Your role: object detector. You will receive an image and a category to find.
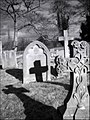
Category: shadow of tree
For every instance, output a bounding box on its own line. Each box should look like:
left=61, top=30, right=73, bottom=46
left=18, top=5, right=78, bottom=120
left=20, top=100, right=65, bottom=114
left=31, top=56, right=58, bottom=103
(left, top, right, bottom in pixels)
left=2, top=85, right=62, bottom=120
left=6, top=69, right=23, bottom=82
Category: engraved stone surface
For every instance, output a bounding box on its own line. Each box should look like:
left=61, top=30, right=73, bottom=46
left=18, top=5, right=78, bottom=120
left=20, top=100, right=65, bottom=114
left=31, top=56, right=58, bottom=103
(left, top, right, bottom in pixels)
left=23, top=41, right=51, bottom=84
left=55, top=41, right=89, bottom=119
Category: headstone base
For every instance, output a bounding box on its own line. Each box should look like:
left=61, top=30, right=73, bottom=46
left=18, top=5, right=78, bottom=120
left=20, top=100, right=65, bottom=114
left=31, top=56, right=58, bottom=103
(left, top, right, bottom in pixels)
left=64, top=94, right=89, bottom=119
left=63, top=107, right=77, bottom=120
left=75, top=107, right=90, bottom=120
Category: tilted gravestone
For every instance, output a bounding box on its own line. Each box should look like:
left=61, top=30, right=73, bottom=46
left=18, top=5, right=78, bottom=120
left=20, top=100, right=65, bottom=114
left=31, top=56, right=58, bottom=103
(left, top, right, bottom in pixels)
left=55, top=41, right=89, bottom=119
left=23, top=41, right=51, bottom=84
left=2, top=49, right=17, bottom=69
left=0, top=41, right=2, bottom=67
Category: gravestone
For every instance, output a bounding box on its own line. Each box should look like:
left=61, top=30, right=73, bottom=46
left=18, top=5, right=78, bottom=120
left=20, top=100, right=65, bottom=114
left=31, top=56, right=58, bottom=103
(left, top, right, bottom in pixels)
left=2, top=49, right=17, bottom=69
left=23, top=41, right=51, bottom=84
left=64, top=41, right=89, bottom=119
left=0, top=41, right=2, bottom=68
left=55, top=41, right=89, bottom=119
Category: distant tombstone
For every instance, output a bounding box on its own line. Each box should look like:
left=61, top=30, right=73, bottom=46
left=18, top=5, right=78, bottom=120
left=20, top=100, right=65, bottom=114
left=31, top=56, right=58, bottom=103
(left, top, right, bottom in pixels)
left=23, top=41, right=51, bottom=84
left=2, top=50, right=17, bottom=69
left=58, top=30, right=74, bottom=58
left=0, top=41, right=2, bottom=67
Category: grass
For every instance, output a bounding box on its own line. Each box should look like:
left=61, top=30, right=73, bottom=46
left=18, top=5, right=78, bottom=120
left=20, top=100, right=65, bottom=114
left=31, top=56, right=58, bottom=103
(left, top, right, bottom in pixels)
left=0, top=68, right=70, bottom=120
left=0, top=52, right=89, bottom=120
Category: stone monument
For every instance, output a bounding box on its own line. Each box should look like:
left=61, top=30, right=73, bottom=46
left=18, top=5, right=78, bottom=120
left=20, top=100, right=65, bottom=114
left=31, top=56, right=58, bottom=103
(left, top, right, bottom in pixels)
left=55, top=40, right=89, bottom=119
left=23, top=41, right=51, bottom=84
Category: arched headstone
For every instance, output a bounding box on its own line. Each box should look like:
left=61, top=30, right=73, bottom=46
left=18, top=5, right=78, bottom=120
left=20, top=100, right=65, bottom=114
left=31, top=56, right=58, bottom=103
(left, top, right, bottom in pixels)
left=23, top=41, right=51, bottom=84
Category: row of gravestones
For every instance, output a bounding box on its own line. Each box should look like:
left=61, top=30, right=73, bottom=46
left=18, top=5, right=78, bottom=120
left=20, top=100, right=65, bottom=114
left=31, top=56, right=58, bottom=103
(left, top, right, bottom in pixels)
left=0, top=40, right=89, bottom=119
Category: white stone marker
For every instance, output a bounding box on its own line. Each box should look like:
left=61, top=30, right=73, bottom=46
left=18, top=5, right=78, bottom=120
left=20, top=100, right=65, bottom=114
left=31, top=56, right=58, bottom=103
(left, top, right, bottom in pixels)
left=23, top=41, right=51, bottom=84
left=58, top=30, right=74, bottom=58
left=2, top=49, right=17, bottom=69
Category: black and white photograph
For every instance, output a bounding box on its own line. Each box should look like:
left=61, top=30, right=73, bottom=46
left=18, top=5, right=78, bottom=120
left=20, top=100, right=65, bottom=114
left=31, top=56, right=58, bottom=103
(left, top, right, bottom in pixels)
left=0, top=0, right=90, bottom=119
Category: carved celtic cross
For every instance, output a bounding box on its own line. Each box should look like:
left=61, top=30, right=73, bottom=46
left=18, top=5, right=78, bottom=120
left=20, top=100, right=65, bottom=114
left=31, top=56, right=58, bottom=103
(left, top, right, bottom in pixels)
left=55, top=41, right=89, bottom=118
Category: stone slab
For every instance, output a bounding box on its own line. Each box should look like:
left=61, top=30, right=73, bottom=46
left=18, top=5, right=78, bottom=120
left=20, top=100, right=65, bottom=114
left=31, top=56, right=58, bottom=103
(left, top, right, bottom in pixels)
left=23, top=41, right=51, bottom=84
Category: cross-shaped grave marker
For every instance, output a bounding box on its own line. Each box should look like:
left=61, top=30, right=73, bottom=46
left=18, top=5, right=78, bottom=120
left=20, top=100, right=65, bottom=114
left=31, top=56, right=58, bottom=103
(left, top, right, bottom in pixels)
left=29, top=60, right=48, bottom=82
left=56, top=40, right=89, bottom=119
left=58, top=30, right=74, bottom=58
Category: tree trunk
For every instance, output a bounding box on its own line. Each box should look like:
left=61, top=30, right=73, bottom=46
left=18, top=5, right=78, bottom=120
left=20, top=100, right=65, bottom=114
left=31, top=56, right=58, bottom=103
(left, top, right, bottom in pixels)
left=13, top=20, right=17, bottom=50
left=57, top=10, right=63, bottom=36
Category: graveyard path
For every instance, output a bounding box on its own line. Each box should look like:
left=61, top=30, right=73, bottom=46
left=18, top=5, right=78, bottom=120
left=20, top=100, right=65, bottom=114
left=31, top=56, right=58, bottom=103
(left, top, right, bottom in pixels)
left=0, top=69, right=70, bottom=120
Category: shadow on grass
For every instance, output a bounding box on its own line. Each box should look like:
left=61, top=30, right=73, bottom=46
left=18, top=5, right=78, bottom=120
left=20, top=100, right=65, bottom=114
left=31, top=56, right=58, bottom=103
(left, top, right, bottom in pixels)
left=44, top=81, right=70, bottom=91
left=6, top=69, right=23, bottom=82
left=2, top=85, right=63, bottom=120
left=57, top=72, right=73, bottom=118
left=44, top=79, right=72, bottom=118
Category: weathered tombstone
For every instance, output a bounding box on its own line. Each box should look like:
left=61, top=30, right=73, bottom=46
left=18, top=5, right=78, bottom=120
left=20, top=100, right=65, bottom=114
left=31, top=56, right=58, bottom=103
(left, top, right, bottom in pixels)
left=23, top=41, right=51, bottom=84
left=55, top=41, right=89, bottom=119
left=0, top=41, right=2, bottom=68
left=2, top=49, right=17, bottom=69
left=64, top=41, right=89, bottom=119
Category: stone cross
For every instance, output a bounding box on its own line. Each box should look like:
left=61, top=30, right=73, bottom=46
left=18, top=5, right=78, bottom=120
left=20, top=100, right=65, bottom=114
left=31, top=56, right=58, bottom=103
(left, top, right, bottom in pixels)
left=55, top=41, right=89, bottom=119
left=29, top=60, right=48, bottom=82
left=58, top=30, right=74, bottom=58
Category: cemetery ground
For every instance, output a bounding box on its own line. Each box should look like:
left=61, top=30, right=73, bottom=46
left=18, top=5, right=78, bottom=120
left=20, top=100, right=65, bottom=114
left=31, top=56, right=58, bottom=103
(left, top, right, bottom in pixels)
left=0, top=52, right=69, bottom=120
left=0, top=52, right=90, bottom=120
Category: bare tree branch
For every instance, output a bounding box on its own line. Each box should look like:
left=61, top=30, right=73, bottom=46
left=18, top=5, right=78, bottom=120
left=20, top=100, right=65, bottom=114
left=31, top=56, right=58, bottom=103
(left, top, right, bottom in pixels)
left=5, top=0, right=11, bottom=4
left=0, top=7, right=7, bottom=12
left=7, top=4, right=14, bottom=20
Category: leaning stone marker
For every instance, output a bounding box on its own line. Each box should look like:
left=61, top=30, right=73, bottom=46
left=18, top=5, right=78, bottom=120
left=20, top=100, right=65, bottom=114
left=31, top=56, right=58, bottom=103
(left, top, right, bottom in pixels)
left=23, top=41, right=51, bottom=84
